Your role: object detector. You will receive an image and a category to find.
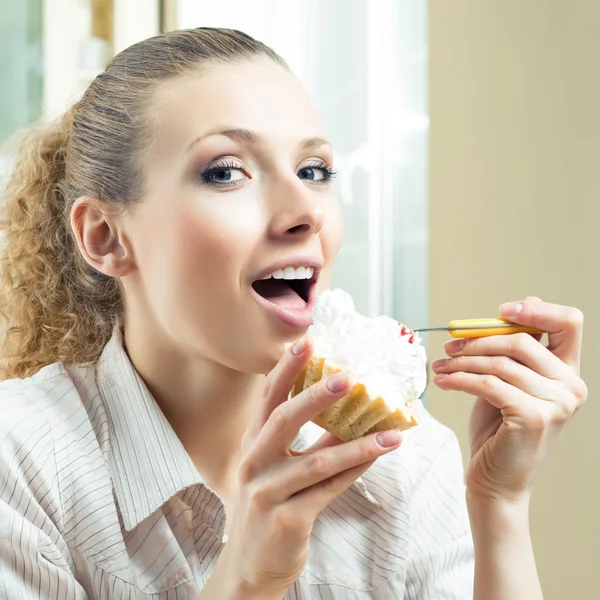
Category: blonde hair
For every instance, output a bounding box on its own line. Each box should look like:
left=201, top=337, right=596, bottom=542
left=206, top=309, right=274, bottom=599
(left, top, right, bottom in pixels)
left=0, top=28, right=287, bottom=380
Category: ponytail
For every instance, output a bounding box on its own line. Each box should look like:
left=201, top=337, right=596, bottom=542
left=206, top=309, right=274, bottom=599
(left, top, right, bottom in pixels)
left=0, top=111, right=122, bottom=379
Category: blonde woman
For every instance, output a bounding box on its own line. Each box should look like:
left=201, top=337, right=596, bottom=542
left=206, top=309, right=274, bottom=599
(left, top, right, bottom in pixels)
left=0, top=28, right=586, bottom=599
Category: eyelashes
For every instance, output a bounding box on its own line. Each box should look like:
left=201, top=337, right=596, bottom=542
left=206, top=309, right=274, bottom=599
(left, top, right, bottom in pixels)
left=198, top=158, right=337, bottom=188
left=200, top=159, right=247, bottom=187
left=298, top=160, right=338, bottom=184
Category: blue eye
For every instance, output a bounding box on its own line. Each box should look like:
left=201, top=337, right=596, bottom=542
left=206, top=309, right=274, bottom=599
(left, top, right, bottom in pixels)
left=297, top=163, right=337, bottom=184
left=205, top=168, right=245, bottom=182
left=201, top=160, right=247, bottom=186
left=209, top=169, right=231, bottom=182
left=298, top=167, right=319, bottom=181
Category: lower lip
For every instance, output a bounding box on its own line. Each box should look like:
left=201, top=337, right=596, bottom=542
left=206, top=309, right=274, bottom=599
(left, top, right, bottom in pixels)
left=252, top=285, right=316, bottom=329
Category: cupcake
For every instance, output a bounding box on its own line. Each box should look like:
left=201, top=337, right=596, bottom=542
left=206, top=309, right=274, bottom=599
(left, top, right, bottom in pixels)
left=291, top=289, right=427, bottom=442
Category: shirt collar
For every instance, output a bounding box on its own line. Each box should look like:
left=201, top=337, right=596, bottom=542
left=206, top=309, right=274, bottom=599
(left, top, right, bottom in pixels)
left=97, top=328, right=203, bottom=531
left=97, top=329, right=378, bottom=531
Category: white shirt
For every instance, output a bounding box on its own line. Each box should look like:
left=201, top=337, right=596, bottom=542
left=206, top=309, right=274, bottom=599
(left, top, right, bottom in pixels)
left=0, top=330, right=474, bottom=599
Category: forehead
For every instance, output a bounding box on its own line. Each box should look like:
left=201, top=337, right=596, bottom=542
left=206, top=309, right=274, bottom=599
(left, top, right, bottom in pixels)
left=150, top=60, right=325, bottom=154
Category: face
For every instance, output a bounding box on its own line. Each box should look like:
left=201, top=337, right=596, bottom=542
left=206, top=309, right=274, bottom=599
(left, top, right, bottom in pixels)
left=120, top=60, right=343, bottom=374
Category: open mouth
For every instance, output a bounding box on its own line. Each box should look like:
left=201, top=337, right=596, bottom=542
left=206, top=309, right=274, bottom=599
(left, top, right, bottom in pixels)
left=251, top=274, right=317, bottom=310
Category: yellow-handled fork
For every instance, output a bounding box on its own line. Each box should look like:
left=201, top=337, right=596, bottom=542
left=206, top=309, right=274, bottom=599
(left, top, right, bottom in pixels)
left=416, top=318, right=544, bottom=339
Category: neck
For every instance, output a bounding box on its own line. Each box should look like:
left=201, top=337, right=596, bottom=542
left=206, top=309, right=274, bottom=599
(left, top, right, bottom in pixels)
left=123, top=317, right=265, bottom=491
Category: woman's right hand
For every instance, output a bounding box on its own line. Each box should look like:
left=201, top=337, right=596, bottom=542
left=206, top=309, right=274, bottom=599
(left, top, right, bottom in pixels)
left=215, top=336, right=403, bottom=598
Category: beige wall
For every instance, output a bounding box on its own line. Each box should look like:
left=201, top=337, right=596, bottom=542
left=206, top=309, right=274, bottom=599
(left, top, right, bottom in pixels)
left=428, top=1, right=599, bottom=597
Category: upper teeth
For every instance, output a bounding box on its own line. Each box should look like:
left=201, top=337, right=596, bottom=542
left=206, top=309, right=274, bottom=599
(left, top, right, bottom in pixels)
left=262, top=266, right=314, bottom=280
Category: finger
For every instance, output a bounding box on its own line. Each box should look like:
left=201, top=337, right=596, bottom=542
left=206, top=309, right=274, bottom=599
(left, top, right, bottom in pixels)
left=253, top=371, right=353, bottom=460
left=257, top=430, right=401, bottom=503
left=251, top=336, right=314, bottom=435
left=290, top=432, right=344, bottom=456
left=524, top=297, right=544, bottom=344
left=433, top=370, right=535, bottom=412
left=266, top=459, right=378, bottom=538
left=432, top=355, right=561, bottom=401
left=436, top=371, right=584, bottom=442
left=499, top=298, right=583, bottom=371
left=289, top=460, right=376, bottom=515
left=286, top=430, right=403, bottom=511
left=443, top=332, right=573, bottom=382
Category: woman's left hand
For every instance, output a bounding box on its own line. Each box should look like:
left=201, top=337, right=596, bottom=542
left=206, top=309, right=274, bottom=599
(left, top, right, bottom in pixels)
left=431, top=297, right=587, bottom=502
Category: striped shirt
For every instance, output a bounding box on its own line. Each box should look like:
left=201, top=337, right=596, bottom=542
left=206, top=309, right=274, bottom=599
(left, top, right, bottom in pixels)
left=0, top=330, right=474, bottom=599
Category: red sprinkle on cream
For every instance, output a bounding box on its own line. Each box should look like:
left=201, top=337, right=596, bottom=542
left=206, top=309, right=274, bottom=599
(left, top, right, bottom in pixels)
left=399, top=324, right=416, bottom=344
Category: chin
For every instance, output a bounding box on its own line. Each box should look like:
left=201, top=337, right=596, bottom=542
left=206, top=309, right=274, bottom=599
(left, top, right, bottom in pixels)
left=255, top=342, right=290, bottom=375
left=210, top=336, right=288, bottom=376
left=254, top=335, right=303, bottom=375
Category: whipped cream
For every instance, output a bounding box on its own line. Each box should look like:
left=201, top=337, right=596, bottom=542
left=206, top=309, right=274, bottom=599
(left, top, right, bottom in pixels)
left=308, top=289, right=427, bottom=409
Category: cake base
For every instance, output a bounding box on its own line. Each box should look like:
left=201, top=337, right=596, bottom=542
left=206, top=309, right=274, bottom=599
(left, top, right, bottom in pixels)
left=291, top=356, right=420, bottom=442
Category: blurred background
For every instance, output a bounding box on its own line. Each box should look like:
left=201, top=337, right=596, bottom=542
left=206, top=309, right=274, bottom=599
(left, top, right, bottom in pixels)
left=1, top=1, right=598, bottom=597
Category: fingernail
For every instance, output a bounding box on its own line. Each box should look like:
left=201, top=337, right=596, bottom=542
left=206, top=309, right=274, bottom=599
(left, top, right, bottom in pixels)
left=434, top=373, right=449, bottom=381
left=445, top=339, right=465, bottom=354
left=431, top=358, right=448, bottom=372
left=326, top=372, right=349, bottom=393
left=499, top=302, right=523, bottom=317
left=292, top=337, right=308, bottom=355
left=376, top=430, right=403, bottom=448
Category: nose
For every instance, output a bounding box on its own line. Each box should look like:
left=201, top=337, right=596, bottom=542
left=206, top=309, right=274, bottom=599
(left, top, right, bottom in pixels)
left=266, top=175, right=325, bottom=239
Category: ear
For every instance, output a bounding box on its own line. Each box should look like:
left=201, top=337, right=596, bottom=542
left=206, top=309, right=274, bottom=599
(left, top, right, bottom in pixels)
left=70, top=197, right=136, bottom=278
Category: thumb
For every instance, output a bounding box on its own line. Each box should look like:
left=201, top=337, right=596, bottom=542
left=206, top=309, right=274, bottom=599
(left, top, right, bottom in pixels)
left=499, top=297, right=583, bottom=371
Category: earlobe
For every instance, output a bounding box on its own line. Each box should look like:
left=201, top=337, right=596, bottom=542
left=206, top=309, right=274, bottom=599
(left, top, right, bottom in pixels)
left=70, top=197, right=135, bottom=278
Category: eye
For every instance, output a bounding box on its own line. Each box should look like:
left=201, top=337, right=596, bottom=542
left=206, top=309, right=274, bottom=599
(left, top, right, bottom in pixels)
left=205, top=168, right=245, bottom=183
left=200, top=159, right=249, bottom=187
left=298, top=167, right=323, bottom=181
left=297, top=161, right=337, bottom=184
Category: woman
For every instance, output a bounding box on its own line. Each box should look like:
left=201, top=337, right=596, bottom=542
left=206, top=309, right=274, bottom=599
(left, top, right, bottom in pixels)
left=0, top=28, right=586, bottom=600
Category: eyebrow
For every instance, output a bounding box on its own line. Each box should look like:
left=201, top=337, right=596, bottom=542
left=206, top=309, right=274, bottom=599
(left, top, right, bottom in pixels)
left=187, top=127, right=331, bottom=152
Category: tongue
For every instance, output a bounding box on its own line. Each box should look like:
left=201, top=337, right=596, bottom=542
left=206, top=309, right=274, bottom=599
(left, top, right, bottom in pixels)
left=253, top=279, right=307, bottom=309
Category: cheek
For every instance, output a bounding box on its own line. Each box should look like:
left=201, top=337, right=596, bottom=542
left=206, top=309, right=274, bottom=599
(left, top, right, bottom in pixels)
left=324, top=200, right=344, bottom=256
left=165, top=203, right=260, bottom=291
left=134, top=200, right=259, bottom=347
left=315, top=201, right=344, bottom=291
left=173, top=211, right=232, bottom=271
